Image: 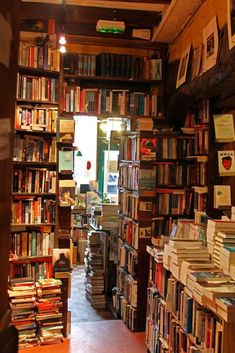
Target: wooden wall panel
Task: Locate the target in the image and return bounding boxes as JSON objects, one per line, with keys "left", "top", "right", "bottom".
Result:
{"left": 168, "top": 0, "right": 227, "bottom": 62}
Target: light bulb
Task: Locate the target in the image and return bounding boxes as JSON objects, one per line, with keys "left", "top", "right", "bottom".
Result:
{"left": 59, "top": 35, "right": 66, "bottom": 45}
{"left": 59, "top": 45, "right": 67, "bottom": 53}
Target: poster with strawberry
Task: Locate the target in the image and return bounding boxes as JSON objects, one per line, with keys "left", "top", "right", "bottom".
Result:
{"left": 218, "top": 150, "right": 235, "bottom": 176}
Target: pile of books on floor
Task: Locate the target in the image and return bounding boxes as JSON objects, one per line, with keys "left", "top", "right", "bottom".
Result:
{"left": 163, "top": 238, "right": 210, "bottom": 280}
{"left": 8, "top": 277, "right": 38, "bottom": 349}
{"left": 35, "top": 278, "right": 63, "bottom": 345}
{"left": 84, "top": 231, "right": 106, "bottom": 308}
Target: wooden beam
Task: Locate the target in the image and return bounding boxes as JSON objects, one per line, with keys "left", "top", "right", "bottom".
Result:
{"left": 22, "top": 0, "right": 169, "bottom": 12}
{"left": 152, "top": 0, "right": 202, "bottom": 43}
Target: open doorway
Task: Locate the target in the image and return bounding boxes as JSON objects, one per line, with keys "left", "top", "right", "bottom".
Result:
{"left": 69, "top": 115, "right": 121, "bottom": 324}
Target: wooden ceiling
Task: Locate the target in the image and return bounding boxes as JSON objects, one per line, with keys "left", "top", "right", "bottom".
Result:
{"left": 20, "top": 0, "right": 172, "bottom": 43}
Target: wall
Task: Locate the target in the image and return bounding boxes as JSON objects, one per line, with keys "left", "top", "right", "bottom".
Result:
{"left": 168, "top": 0, "right": 227, "bottom": 62}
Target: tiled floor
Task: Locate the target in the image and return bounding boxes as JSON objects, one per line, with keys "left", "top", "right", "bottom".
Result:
{"left": 21, "top": 266, "right": 146, "bottom": 353}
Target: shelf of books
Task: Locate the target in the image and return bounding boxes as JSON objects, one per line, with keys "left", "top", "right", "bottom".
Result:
{"left": 145, "top": 213, "right": 235, "bottom": 353}
{"left": 114, "top": 120, "right": 198, "bottom": 332}
{"left": 9, "top": 29, "right": 68, "bottom": 348}
{"left": 61, "top": 51, "right": 162, "bottom": 117}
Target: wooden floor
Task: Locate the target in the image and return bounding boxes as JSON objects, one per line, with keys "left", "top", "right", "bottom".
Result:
{"left": 22, "top": 321, "right": 146, "bottom": 353}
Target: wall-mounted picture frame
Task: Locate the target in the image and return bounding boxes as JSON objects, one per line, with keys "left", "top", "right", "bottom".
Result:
{"left": 202, "top": 16, "right": 218, "bottom": 72}
{"left": 191, "top": 45, "right": 202, "bottom": 80}
{"left": 176, "top": 44, "right": 191, "bottom": 89}
{"left": 227, "top": 0, "right": 235, "bottom": 49}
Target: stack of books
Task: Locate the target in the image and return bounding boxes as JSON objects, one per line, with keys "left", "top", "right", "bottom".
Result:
{"left": 213, "top": 231, "right": 235, "bottom": 272}
{"left": 8, "top": 277, "right": 37, "bottom": 349}
{"left": 35, "top": 278, "right": 63, "bottom": 345}
{"left": 163, "top": 239, "right": 210, "bottom": 280}
{"left": 206, "top": 219, "right": 235, "bottom": 257}
{"left": 216, "top": 296, "right": 235, "bottom": 321}
{"left": 84, "top": 231, "right": 106, "bottom": 308}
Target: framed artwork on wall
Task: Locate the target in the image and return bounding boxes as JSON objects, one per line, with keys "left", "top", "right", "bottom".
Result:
{"left": 176, "top": 44, "right": 191, "bottom": 88}
{"left": 191, "top": 45, "right": 202, "bottom": 80}
{"left": 202, "top": 16, "right": 218, "bottom": 72}
{"left": 227, "top": 0, "right": 235, "bottom": 49}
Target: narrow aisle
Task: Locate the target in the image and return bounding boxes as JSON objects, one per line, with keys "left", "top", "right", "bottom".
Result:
{"left": 69, "top": 265, "right": 113, "bottom": 322}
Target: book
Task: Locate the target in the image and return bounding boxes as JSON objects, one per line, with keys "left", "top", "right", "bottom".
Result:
{"left": 213, "top": 114, "right": 235, "bottom": 142}
{"left": 59, "top": 118, "right": 75, "bottom": 142}
{"left": 213, "top": 185, "right": 231, "bottom": 208}
{"left": 58, "top": 150, "right": 74, "bottom": 173}
{"left": 52, "top": 248, "right": 71, "bottom": 272}
{"left": 59, "top": 180, "right": 76, "bottom": 207}
{"left": 189, "top": 271, "right": 231, "bottom": 283}
{"left": 218, "top": 150, "right": 235, "bottom": 176}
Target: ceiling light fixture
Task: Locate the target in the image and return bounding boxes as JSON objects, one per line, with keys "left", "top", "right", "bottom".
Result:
{"left": 96, "top": 20, "right": 125, "bottom": 34}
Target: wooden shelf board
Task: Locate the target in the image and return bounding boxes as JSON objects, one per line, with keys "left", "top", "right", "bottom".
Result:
{"left": 18, "top": 65, "right": 60, "bottom": 76}
{"left": 16, "top": 98, "right": 59, "bottom": 105}
{"left": 15, "top": 128, "right": 56, "bottom": 136}
{"left": 10, "top": 255, "right": 52, "bottom": 263}
{"left": 12, "top": 193, "right": 56, "bottom": 197}
{"left": 13, "top": 161, "right": 57, "bottom": 167}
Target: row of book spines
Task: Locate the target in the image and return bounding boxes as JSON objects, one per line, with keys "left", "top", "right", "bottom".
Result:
{"left": 9, "top": 262, "right": 53, "bottom": 281}
{"left": 63, "top": 52, "right": 161, "bottom": 81}
{"left": 117, "top": 267, "right": 137, "bottom": 307}
{"left": 119, "top": 218, "right": 151, "bottom": 249}
{"left": 15, "top": 107, "right": 58, "bottom": 132}
{"left": 194, "top": 128, "right": 208, "bottom": 155}
{"left": 147, "top": 287, "right": 216, "bottom": 351}
{"left": 13, "top": 169, "right": 56, "bottom": 194}
{"left": 12, "top": 198, "right": 55, "bottom": 225}
{"left": 120, "top": 137, "right": 195, "bottom": 161}
{"left": 119, "top": 164, "right": 200, "bottom": 189}
{"left": 18, "top": 43, "right": 60, "bottom": 72}
{"left": 119, "top": 189, "right": 189, "bottom": 216}
{"left": 64, "top": 53, "right": 96, "bottom": 77}
{"left": 11, "top": 231, "right": 54, "bottom": 258}
{"left": 13, "top": 136, "right": 56, "bottom": 163}
{"left": 146, "top": 316, "right": 201, "bottom": 353}
{"left": 119, "top": 296, "right": 137, "bottom": 331}
{"left": 16, "top": 74, "right": 58, "bottom": 102}
{"left": 62, "top": 86, "right": 158, "bottom": 117}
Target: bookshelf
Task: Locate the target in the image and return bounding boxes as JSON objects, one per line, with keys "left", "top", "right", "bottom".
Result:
{"left": 145, "top": 242, "right": 235, "bottom": 353}
{"left": 61, "top": 51, "right": 163, "bottom": 117}
{"left": 9, "top": 31, "right": 63, "bottom": 347}
{"left": 114, "top": 124, "right": 198, "bottom": 332}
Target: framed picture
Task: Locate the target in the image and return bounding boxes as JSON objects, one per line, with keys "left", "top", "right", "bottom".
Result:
{"left": 227, "top": 0, "right": 235, "bottom": 49}
{"left": 176, "top": 44, "right": 191, "bottom": 88}
{"left": 191, "top": 46, "right": 202, "bottom": 80}
{"left": 202, "top": 16, "right": 218, "bottom": 72}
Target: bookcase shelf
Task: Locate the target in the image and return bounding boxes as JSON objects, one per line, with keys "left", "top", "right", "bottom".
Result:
{"left": 63, "top": 73, "right": 161, "bottom": 85}
{"left": 10, "top": 255, "right": 52, "bottom": 263}
{"left": 12, "top": 193, "right": 56, "bottom": 197}
{"left": 13, "top": 161, "right": 57, "bottom": 168}
{"left": 15, "top": 128, "right": 57, "bottom": 136}
{"left": 18, "top": 65, "right": 60, "bottom": 77}
{"left": 16, "top": 98, "right": 59, "bottom": 105}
